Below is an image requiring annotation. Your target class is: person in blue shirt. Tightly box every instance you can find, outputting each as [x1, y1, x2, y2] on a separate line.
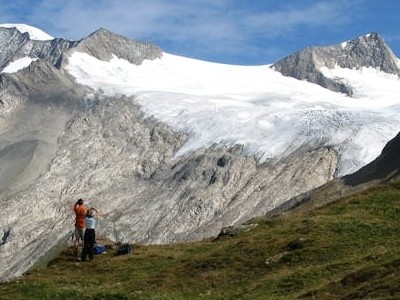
[81, 207, 99, 262]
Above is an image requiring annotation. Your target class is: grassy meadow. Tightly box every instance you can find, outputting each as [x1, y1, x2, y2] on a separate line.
[1, 180, 400, 299]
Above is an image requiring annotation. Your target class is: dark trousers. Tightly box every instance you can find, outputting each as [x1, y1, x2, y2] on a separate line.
[81, 228, 95, 261]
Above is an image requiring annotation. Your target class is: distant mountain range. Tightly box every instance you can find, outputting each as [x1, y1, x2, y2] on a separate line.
[0, 23, 399, 281]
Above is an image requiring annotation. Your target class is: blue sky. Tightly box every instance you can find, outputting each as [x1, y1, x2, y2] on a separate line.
[0, 0, 399, 65]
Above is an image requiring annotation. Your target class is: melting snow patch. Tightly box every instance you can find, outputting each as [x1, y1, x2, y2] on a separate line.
[1, 57, 38, 74]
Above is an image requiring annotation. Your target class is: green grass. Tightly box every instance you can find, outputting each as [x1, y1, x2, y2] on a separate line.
[1, 180, 400, 299]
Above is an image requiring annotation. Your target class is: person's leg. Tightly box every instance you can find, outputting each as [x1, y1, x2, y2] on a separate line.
[81, 231, 90, 261]
[74, 227, 79, 249]
[81, 245, 87, 261]
[74, 227, 79, 258]
[79, 229, 85, 247]
[75, 228, 84, 260]
[88, 230, 96, 261]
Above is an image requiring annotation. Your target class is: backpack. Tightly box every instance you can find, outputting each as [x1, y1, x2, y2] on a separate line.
[116, 244, 132, 255]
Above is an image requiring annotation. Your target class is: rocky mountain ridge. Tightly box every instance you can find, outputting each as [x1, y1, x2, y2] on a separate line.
[0, 26, 161, 73]
[272, 33, 400, 95]
[0, 26, 77, 71]
[0, 24, 399, 281]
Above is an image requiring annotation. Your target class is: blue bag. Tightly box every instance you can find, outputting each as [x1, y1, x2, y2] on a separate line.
[94, 244, 107, 254]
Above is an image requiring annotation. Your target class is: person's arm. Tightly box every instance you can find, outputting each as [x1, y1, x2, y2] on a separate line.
[90, 207, 100, 216]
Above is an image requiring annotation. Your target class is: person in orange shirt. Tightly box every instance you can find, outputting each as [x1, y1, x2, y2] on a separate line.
[73, 199, 87, 259]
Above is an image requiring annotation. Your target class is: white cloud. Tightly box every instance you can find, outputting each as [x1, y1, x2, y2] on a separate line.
[19, 1, 351, 40]
[243, 2, 353, 36]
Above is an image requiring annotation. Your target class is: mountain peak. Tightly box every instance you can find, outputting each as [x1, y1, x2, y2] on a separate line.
[73, 28, 162, 65]
[88, 27, 118, 39]
[272, 32, 400, 95]
[359, 32, 382, 43]
[342, 32, 389, 52]
[333, 32, 399, 74]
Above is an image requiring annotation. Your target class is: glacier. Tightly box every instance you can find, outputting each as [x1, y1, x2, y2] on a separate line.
[66, 52, 400, 176]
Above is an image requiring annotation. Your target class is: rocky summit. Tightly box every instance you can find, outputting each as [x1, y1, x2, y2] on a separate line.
[0, 24, 399, 281]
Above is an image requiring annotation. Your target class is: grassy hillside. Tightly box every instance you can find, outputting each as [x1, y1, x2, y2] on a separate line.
[1, 180, 400, 299]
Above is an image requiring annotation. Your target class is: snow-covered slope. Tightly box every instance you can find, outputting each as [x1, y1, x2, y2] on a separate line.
[66, 52, 400, 176]
[0, 23, 54, 40]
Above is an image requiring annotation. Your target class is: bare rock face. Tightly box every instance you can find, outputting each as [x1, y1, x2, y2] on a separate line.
[0, 27, 30, 70]
[272, 33, 400, 95]
[0, 87, 185, 280]
[0, 27, 77, 72]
